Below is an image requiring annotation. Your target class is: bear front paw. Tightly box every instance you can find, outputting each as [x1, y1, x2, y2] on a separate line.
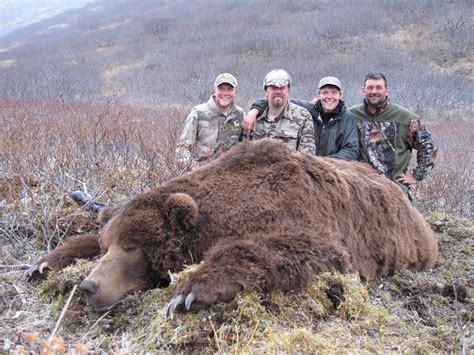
[165, 281, 242, 318]
[25, 260, 50, 281]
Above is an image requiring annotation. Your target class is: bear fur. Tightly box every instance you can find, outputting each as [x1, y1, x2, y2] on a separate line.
[28, 139, 438, 314]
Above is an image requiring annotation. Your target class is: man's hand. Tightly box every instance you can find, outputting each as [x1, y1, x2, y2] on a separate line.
[397, 173, 418, 185]
[242, 108, 259, 132]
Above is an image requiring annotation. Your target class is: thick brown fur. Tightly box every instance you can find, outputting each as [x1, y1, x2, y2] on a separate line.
[29, 139, 438, 312]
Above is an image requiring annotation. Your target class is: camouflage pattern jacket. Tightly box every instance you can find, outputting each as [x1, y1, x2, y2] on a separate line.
[350, 98, 437, 192]
[251, 101, 316, 154]
[177, 95, 245, 164]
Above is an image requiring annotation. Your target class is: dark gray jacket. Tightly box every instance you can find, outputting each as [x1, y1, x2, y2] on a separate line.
[251, 98, 359, 161]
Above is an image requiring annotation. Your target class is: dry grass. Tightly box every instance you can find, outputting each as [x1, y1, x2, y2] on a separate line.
[414, 109, 473, 219]
[0, 99, 472, 352]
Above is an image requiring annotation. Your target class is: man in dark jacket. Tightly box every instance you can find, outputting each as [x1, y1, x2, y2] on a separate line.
[242, 76, 358, 161]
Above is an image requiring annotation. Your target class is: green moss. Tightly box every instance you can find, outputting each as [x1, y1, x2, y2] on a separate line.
[49, 294, 65, 318]
[100, 337, 112, 350]
[427, 211, 473, 238]
[39, 259, 94, 301]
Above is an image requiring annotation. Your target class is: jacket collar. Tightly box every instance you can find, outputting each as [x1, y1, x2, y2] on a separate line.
[208, 94, 237, 115]
[363, 97, 391, 116]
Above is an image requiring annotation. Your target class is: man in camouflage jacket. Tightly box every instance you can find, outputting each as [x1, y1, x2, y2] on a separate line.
[251, 69, 315, 154]
[350, 72, 437, 197]
[243, 76, 358, 161]
[177, 73, 245, 167]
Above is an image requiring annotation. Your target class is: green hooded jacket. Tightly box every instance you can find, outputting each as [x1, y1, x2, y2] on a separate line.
[350, 99, 436, 193]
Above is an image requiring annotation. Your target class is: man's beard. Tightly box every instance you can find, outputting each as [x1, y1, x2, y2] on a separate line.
[271, 96, 285, 107]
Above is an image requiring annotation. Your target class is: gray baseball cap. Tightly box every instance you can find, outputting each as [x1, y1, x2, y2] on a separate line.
[318, 76, 342, 90]
[214, 73, 238, 88]
[263, 69, 292, 89]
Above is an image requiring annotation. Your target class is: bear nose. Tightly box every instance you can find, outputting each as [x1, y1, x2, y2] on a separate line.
[80, 279, 99, 296]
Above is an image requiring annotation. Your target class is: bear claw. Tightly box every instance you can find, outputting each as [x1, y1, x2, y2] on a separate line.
[185, 292, 196, 310]
[25, 261, 49, 280]
[165, 291, 198, 318]
[165, 282, 243, 318]
[165, 294, 184, 319]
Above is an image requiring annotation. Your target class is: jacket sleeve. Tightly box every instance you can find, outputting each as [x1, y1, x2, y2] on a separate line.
[298, 112, 316, 154]
[407, 116, 437, 181]
[176, 108, 199, 164]
[250, 98, 268, 113]
[329, 111, 359, 161]
[290, 99, 313, 112]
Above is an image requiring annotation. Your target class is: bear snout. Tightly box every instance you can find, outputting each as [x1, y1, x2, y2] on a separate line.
[80, 278, 99, 298]
[80, 278, 115, 312]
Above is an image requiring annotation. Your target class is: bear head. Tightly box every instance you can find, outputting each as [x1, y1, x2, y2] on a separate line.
[80, 192, 199, 312]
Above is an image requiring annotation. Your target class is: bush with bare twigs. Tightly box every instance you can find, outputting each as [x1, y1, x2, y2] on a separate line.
[1, 98, 190, 250]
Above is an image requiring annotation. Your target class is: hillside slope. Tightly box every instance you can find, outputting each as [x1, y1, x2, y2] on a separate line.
[0, 0, 472, 107]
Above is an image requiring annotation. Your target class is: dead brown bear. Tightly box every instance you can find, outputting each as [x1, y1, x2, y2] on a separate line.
[27, 139, 438, 316]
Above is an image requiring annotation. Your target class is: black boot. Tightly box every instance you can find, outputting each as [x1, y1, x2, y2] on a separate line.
[70, 190, 90, 206]
[70, 190, 105, 213]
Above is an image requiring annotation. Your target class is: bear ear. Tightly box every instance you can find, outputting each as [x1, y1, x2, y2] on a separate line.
[97, 207, 120, 225]
[162, 193, 198, 232]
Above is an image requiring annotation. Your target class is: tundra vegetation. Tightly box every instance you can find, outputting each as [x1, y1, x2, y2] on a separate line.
[0, 0, 472, 353]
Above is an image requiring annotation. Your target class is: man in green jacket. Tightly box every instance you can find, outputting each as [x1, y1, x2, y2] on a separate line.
[242, 76, 358, 161]
[350, 72, 437, 197]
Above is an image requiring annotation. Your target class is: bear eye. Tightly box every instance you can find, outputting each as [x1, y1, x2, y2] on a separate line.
[125, 245, 138, 253]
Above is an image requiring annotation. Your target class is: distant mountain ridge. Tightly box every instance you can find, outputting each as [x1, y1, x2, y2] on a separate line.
[0, 0, 95, 37]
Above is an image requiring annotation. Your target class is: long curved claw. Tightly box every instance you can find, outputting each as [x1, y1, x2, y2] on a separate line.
[24, 264, 37, 279]
[24, 261, 50, 280]
[165, 294, 184, 319]
[39, 261, 49, 274]
[185, 292, 196, 310]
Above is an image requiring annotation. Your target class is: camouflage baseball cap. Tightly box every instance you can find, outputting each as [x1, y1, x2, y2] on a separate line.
[263, 69, 292, 89]
[214, 73, 238, 88]
[318, 76, 342, 90]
